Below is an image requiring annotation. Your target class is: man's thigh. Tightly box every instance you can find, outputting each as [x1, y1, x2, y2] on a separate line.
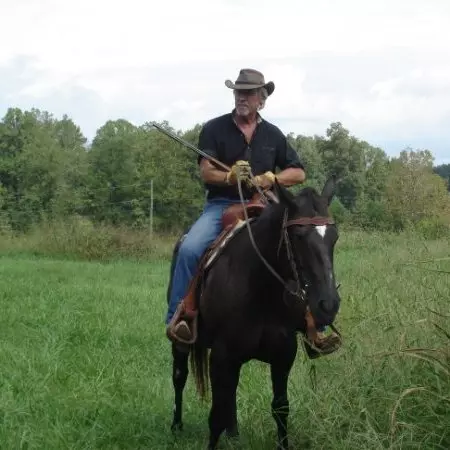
[180, 201, 229, 256]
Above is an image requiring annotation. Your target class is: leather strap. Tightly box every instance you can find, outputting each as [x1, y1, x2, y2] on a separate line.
[286, 216, 334, 227]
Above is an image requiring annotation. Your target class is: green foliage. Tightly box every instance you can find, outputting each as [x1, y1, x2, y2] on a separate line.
[329, 197, 349, 224]
[0, 108, 90, 231]
[384, 149, 450, 231]
[434, 163, 450, 191]
[319, 122, 367, 209]
[354, 198, 394, 231]
[415, 216, 450, 239]
[287, 133, 326, 190]
[0, 107, 447, 238]
[0, 215, 177, 261]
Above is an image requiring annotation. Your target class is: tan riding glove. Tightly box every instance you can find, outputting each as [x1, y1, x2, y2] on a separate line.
[252, 171, 277, 190]
[225, 160, 252, 186]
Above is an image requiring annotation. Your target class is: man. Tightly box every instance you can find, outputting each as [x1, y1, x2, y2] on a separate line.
[165, 68, 339, 354]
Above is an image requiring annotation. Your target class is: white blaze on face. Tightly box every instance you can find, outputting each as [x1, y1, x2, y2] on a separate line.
[316, 225, 327, 238]
[315, 225, 335, 282]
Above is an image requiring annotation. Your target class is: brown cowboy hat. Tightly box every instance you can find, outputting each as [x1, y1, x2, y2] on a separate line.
[225, 68, 275, 96]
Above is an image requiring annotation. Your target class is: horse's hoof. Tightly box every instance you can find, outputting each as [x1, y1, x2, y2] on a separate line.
[171, 421, 183, 432]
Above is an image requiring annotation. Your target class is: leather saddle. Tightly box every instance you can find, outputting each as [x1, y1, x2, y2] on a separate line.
[166, 193, 268, 344]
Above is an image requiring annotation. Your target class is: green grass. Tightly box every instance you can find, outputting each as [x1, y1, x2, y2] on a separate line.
[0, 231, 449, 449]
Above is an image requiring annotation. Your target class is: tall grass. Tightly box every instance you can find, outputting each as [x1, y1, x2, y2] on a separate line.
[0, 216, 178, 261]
[0, 226, 448, 449]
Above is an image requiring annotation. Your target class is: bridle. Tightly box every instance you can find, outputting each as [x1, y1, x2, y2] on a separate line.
[286, 216, 335, 227]
[236, 174, 335, 301]
[236, 175, 342, 343]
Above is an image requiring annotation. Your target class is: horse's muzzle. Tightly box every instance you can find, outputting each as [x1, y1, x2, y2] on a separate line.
[311, 287, 340, 327]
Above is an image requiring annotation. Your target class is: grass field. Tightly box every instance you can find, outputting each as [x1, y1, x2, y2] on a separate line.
[0, 231, 449, 449]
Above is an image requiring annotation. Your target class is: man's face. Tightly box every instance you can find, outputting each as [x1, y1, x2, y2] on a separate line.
[234, 88, 261, 117]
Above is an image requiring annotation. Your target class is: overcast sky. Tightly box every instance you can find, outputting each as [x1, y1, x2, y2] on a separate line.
[1, 0, 449, 164]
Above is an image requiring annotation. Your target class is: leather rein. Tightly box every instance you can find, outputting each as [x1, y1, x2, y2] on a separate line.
[236, 174, 335, 300]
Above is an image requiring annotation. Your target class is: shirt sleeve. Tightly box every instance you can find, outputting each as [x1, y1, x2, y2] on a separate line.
[275, 132, 305, 171]
[197, 122, 218, 165]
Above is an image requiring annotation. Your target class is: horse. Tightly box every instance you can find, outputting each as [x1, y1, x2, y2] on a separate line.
[166, 177, 341, 449]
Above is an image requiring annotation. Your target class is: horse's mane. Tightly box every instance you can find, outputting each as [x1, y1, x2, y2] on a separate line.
[255, 185, 328, 229]
[230, 186, 330, 271]
[231, 187, 316, 261]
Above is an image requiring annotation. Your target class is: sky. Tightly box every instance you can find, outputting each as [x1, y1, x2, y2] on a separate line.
[0, 0, 449, 165]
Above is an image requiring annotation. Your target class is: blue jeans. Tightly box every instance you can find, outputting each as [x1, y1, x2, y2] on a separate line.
[166, 197, 243, 324]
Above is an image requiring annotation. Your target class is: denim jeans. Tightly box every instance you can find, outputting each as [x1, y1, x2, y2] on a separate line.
[165, 197, 243, 324]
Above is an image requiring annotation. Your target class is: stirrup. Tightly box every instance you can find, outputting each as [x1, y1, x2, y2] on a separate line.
[166, 303, 198, 345]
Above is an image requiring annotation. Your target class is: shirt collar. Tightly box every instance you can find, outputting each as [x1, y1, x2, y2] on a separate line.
[231, 108, 263, 126]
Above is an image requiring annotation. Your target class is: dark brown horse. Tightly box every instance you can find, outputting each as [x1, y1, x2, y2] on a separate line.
[167, 177, 341, 449]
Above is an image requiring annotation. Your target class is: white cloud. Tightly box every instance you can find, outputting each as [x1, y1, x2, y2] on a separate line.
[344, 67, 450, 137]
[1, 0, 450, 163]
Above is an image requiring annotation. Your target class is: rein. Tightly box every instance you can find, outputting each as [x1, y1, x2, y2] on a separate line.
[236, 175, 334, 300]
[236, 175, 342, 346]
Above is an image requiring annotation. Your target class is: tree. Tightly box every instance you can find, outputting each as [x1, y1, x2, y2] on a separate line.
[318, 122, 366, 210]
[0, 106, 447, 236]
[434, 164, 450, 191]
[384, 149, 450, 229]
[85, 119, 145, 225]
[287, 133, 326, 191]
[0, 108, 89, 230]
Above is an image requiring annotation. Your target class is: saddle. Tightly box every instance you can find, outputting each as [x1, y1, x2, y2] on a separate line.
[166, 194, 267, 345]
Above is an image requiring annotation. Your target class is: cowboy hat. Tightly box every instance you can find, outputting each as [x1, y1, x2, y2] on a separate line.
[225, 68, 275, 96]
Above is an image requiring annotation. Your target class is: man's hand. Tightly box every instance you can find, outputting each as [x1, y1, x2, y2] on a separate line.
[225, 160, 251, 185]
[252, 171, 277, 190]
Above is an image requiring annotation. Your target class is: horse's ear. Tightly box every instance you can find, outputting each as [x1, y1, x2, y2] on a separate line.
[321, 175, 338, 205]
[273, 179, 297, 211]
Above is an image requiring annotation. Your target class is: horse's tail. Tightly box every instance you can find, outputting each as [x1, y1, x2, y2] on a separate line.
[190, 328, 209, 400]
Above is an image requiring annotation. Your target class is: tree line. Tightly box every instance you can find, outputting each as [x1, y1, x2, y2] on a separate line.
[0, 107, 449, 237]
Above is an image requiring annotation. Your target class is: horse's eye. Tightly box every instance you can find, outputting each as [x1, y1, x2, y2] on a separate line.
[291, 226, 308, 237]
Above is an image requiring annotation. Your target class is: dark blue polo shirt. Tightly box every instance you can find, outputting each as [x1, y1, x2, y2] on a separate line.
[197, 110, 304, 200]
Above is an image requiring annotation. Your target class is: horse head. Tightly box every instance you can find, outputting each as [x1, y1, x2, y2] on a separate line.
[273, 176, 341, 329]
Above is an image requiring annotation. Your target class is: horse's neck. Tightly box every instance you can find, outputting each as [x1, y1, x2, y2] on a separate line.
[245, 205, 285, 263]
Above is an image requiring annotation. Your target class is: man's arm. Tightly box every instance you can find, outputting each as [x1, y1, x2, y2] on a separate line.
[196, 123, 230, 186]
[199, 159, 229, 185]
[276, 167, 305, 186]
[275, 133, 306, 186]
[254, 132, 306, 190]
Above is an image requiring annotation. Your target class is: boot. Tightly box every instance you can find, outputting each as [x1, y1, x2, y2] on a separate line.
[304, 329, 342, 359]
[304, 307, 342, 359]
[316, 330, 341, 347]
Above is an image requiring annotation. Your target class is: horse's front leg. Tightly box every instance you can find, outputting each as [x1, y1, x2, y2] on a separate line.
[171, 343, 190, 431]
[270, 335, 297, 450]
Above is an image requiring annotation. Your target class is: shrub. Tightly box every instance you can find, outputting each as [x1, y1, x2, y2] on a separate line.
[329, 197, 349, 224]
[0, 215, 178, 261]
[415, 216, 450, 239]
